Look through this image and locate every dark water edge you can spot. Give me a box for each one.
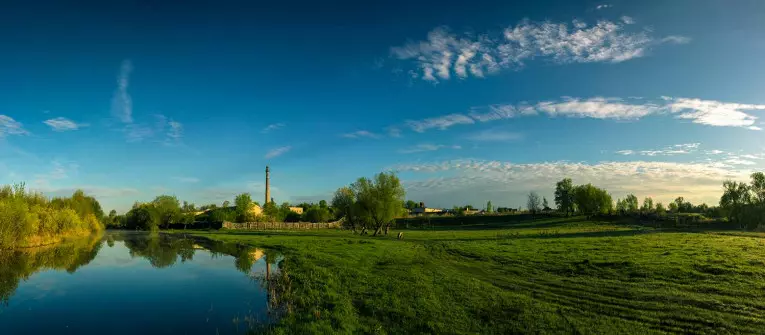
[0,231,285,334]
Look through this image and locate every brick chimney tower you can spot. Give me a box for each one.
[265,165,271,204]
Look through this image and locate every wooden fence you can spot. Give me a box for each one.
[222,221,341,230]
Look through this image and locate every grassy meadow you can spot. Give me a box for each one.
[181,216,765,334]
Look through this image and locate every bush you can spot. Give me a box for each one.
[0,183,105,247]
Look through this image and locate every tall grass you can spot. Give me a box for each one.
[0,183,103,248]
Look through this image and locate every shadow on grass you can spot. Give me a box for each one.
[419,228,656,242]
[398,216,590,232]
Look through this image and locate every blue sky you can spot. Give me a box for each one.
[1,0,765,212]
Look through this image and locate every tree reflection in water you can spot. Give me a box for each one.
[1,231,290,330]
[0,234,103,305]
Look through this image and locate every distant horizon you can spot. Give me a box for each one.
[1,0,764,213]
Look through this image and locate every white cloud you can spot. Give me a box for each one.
[615,143,700,156]
[391,18,687,82]
[262,123,285,133]
[265,146,292,159]
[172,176,199,183]
[596,4,613,10]
[122,115,183,145]
[341,130,381,139]
[399,144,462,154]
[405,113,474,132]
[725,158,756,166]
[469,104,521,122]
[124,124,154,142]
[44,117,88,131]
[0,115,28,137]
[465,129,523,142]
[390,159,750,207]
[111,60,133,123]
[661,35,692,44]
[398,97,765,134]
[664,97,765,129]
[706,150,725,155]
[165,120,183,144]
[536,97,662,119]
[620,16,635,24]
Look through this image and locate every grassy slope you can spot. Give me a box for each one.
[180,217,765,334]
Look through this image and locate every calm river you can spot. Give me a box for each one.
[0,231,283,334]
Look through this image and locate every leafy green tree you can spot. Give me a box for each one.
[720,180,751,225]
[542,197,550,211]
[181,201,196,213]
[655,202,666,215]
[405,200,418,210]
[332,186,361,230]
[352,172,406,236]
[573,184,613,216]
[152,195,181,228]
[486,200,493,213]
[616,199,626,214]
[234,193,253,222]
[641,197,654,214]
[674,197,685,213]
[554,178,575,216]
[222,200,231,208]
[303,205,331,223]
[126,204,160,231]
[668,202,678,213]
[263,201,279,222]
[527,192,541,213]
[624,194,639,213]
[452,206,465,216]
[319,200,328,208]
[749,172,765,204]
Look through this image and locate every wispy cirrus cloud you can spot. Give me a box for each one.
[341,130,381,139]
[399,144,462,154]
[111,60,133,123]
[400,96,765,135]
[164,120,183,146]
[44,117,88,131]
[465,128,523,142]
[391,17,688,82]
[406,113,474,132]
[615,143,700,156]
[596,4,613,10]
[386,127,403,138]
[0,115,28,137]
[123,114,183,145]
[262,123,285,133]
[265,146,292,159]
[31,161,79,189]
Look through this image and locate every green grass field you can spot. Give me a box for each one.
[181,216,765,334]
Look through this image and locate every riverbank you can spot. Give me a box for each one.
[3,229,103,249]
[178,216,765,334]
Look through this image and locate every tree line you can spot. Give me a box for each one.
[107,193,337,231]
[0,183,104,248]
[543,173,765,230]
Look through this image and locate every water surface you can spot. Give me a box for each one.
[0,232,282,334]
